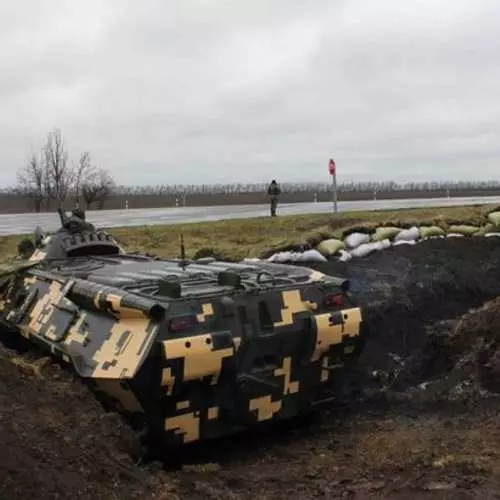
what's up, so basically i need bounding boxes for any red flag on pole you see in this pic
[328,158,336,175]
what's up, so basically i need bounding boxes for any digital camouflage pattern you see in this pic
[0,209,366,450]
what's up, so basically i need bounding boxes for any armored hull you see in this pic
[0,211,366,450]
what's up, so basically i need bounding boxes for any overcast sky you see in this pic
[1,0,499,187]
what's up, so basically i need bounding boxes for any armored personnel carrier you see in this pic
[0,209,366,452]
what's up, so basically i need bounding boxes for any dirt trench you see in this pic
[315,237,500,390]
[2,238,500,499]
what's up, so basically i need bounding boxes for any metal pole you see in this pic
[332,171,338,213]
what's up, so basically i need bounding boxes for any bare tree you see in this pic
[73,151,95,207]
[16,150,47,212]
[82,168,115,209]
[43,127,73,208]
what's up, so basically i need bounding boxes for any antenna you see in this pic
[179,233,187,268]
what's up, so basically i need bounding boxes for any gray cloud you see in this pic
[0,0,499,186]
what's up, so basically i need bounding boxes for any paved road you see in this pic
[1,195,500,236]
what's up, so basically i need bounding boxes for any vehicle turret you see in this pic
[23,208,124,262]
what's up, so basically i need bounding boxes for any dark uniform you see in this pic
[267,180,281,217]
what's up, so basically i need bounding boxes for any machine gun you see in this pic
[57,207,95,233]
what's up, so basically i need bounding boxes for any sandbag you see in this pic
[296,249,328,262]
[447,224,479,236]
[446,233,465,238]
[487,211,500,226]
[350,242,379,258]
[267,251,293,263]
[372,226,401,242]
[394,226,420,242]
[266,250,327,263]
[419,225,445,238]
[316,238,345,257]
[485,233,500,238]
[344,232,370,249]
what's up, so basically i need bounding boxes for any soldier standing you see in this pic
[267,179,281,216]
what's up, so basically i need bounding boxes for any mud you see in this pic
[3,238,500,499]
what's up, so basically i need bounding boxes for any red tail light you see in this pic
[324,293,345,308]
[168,315,198,333]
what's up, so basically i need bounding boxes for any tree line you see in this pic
[110,180,500,196]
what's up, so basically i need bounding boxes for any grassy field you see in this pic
[1,203,499,262]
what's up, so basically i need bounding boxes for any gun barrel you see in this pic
[68,278,166,321]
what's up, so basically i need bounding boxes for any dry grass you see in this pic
[0,203,499,262]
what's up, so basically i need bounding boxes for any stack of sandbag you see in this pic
[265,211,500,266]
[343,231,373,258]
[350,238,391,258]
